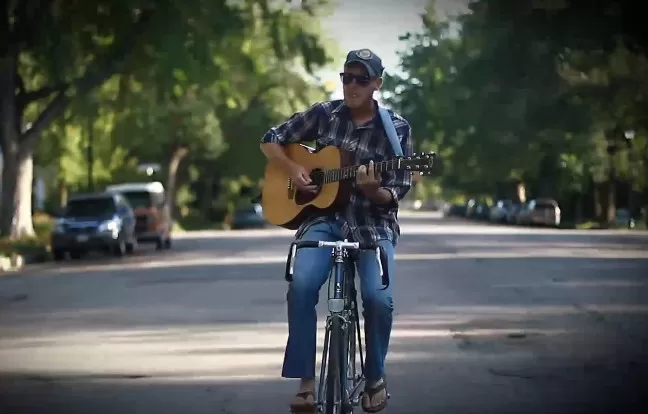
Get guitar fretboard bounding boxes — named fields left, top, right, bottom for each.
left=321, top=159, right=401, bottom=184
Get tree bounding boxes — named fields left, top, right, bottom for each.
left=383, top=0, right=648, bottom=225
left=1, top=1, right=166, bottom=237
left=0, top=0, right=332, bottom=238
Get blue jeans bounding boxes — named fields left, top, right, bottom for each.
left=281, top=220, right=396, bottom=381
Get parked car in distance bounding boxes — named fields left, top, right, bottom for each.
left=50, top=192, right=138, bottom=260
left=474, top=202, right=491, bottom=220
left=490, top=199, right=514, bottom=223
left=516, top=198, right=561, bottom=227
left=444, top=203, right=467, bottom=217
left=230, top=203, right=268, bottom=229
left=505, top=203, right=523, bottom=224
left=465, top=199, right=478, bottom=218
left=105, top=181, right=172, bottom=250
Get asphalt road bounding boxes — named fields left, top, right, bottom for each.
left=1, top=212, right=648, bottom=414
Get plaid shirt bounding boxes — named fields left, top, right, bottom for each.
left=261, top=99, right=413, bottom=246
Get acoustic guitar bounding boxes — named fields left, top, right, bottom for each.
left=261, top=143, right=436, bottom=229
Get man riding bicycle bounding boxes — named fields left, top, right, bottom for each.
left=259, top=48, right=413, bottom=413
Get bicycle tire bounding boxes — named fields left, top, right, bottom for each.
left=325, top=317, right=345, bottom=414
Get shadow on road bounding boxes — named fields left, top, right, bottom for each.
left=2, top=221, right=648, bottom=413
left=0, top=332, right=646, bottom=414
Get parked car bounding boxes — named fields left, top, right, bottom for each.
left=490, top=199, right=514, bottom=223
left=231, top=203, right=267, bottom=229
left=505, top=203, right=523, bottom=224
left=516, top=198, right=561, bottom=227
left=465, top=199, right=478, bottom=218
left=105, top=181, right=172, bottom=250
left=50, top=192, right=137, bottom=260
left=474, top=202, right=491, bottom=220
left=444, top=203, right=467, bottom=217
left=465, top=199, right=490, bottom=220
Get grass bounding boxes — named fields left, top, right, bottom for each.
left=572, top=220, right=647, bottom=230
left=573, top=221, right=599, bottom=230
left=174, top=211, right=227, bottom=232
left=0, top=213, right=53, bottom=262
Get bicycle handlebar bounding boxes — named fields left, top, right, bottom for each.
left=284, top=240, right=390, bottom=289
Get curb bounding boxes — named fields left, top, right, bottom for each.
left=0, top=253, right=51, bottom=275
left=0, top=254, right=25, bottom=273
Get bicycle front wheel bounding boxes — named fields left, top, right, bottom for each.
left=325, top=317, right=346, bottom=414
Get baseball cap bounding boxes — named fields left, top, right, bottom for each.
left=344, top=49, right=384, bottom=78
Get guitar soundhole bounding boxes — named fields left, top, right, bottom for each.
left=294, top=168, right=324, bottom=205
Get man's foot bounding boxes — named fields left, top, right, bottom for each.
left=361, top=378, right=388, bottom=413
left=289, top=379, right=316, bottom=413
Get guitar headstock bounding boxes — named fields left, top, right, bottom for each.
left=399, top=152, right=436, bottom=175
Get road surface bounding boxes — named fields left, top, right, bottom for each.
left=1, top=212, right=647, bottom=414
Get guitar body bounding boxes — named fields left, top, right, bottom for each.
left=262, top=144, right=354, bottom=230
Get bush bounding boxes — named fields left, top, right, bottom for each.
left=176, top=209, right=225, bottom=231
left=0, top=213, right=53, bottom=263
left=33, top=212, right=55, bottom=236
left=0, top=235, right=51, bottom=262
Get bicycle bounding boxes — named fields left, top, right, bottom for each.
left=285, top=239, right=391, bottom=414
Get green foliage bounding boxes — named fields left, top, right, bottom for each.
left=7, top=0, right=337, bottom=231
left=382, top=0, right=648, bottom=218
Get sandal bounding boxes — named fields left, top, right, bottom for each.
left=361, top=380, right=388, bottom=413
left=289, top=390, right=316, bottom=413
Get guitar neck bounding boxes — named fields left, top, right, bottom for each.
left=323, top=159, right=401, bottom=184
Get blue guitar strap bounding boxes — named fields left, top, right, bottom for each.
left=378, top=106, right=403, bottom=157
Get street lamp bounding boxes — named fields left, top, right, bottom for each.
left=624, top=129, right=635, bottom=229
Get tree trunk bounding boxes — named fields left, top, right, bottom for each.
left=575, top=193, right=583, bottom=224
left=599, top=180, right=611, bottom=228
left=0, top=55, right=36, bottom=239
left=606, top=179, right=616, bottom=226
left=165, top=145, right=189, bottom=220
left=200, top=167, right=215, bottom=218
left=593, top=183, right=603, bottom=223
left=0, top=140, right=36, bottom=238
left=58, top=179, right=68, bottom=208
left=516, top=182, right=527, bottom=203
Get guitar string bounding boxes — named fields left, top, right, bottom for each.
left=308, top=159, right=400, bottom=184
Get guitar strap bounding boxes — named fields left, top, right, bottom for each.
left=378, top=106, right=405, bottom=220
left=378, top=106, right=404, bottom=157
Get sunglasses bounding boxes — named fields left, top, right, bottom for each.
left=340, top=72, right=372, bottom=86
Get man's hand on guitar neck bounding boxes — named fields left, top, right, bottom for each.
left=357, top=160, right=393, bottom=205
